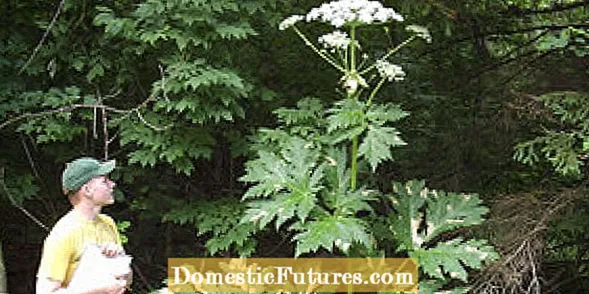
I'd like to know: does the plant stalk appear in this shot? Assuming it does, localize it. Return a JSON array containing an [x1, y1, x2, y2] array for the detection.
[[366, 77, 387, 107], [350, 136, 359, 190], [293, 26, 346, 73], [349, 25, 359, 191], [360, 35, 416, 75]]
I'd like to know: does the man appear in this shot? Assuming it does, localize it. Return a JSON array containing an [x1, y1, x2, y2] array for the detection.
[[36, 157, 132, 294]]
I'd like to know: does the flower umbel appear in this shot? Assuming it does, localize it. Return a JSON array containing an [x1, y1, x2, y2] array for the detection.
[[306, 0, 404, 27], [279, 15, 304, 31], [375, 60, 405, 81], [318, 31, 352, 51], [406, 25, 432, 43]]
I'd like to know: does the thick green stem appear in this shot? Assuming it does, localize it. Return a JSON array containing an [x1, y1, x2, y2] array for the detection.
[[293, 26, 346, 73], [349, 25, 359, 191], [359, 36, 416, 75], [350, 26, 356, 72], [350, 136, 359, 190]]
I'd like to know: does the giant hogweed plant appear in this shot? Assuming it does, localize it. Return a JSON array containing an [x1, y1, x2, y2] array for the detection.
[[234, 0, 498, 292]]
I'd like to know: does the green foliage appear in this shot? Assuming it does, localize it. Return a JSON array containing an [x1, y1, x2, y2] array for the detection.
[[8, 87, 89, 143], [514, 91, 589, 176], [234, 6, 497, 293], [241, 136, 322, 202], [274, 97, 325, 127], [0, 1, 281, 290], [325, 95, 409, 171], [116, 221, 131, 245], [95, 0, 259, 48], [0, 173, 40, 206], [240, 125, 382, 256], [514, 131, 581, 176], [120, 119, 215, 175], [163, 197, 257, 256], [89, 0, 277, 176], [387, 180, 499, 290], [326, 99, 366, 136], [7, 0, 578, 291], [292, 216, 372, 257], [359, 125, 406, 171], [544, 198, 589, 283], [536, 27, 589, 57], [240, 134, 374, 256], [151, 58, 249, 123], [412, 238, 497, 282], [547, 215, 589, 260]]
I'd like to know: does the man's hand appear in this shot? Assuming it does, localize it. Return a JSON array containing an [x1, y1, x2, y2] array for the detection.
[[115, 264, 133, 292], [79, 276, 127, 294], [96, 278, 127, 294], [101, 242, 124, 257]]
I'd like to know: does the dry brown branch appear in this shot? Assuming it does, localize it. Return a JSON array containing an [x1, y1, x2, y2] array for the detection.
[[505, 90, 553, 120], [470, 187, 583, 294]]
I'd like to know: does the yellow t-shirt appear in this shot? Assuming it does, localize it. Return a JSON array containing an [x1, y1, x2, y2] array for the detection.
[[37, 210, 122, 286]]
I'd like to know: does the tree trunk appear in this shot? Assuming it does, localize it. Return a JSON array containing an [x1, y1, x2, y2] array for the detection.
[[0, 240, 7, 293]]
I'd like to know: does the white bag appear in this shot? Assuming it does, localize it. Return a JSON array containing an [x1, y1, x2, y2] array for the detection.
[[67, 244, 132, 293]]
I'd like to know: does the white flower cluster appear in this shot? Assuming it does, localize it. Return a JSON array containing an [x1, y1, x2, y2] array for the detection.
[[306, 0, 404, 27], [375, 60, 405, 82], [318, 31, 351, 51], [406, 25, 432, 43], [279, 15, 304, 31]]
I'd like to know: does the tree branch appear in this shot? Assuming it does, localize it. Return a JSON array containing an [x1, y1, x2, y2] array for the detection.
[[485, 23, 589, 38], [509, 0, 589, 16], [0, 168, 50, 232], [457, 30, 550, 87], [18, 0, 66, 75], [0, 104, 131, 130]]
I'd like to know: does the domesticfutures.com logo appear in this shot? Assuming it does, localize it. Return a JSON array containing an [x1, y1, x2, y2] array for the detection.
[[168, 258, 417, 293]]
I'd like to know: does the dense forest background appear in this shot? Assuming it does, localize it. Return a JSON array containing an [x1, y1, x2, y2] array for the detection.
[[1, 0, 589, 293]]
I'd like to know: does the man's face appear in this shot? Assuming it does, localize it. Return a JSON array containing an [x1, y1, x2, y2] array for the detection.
[[84, 175, 116, 205]]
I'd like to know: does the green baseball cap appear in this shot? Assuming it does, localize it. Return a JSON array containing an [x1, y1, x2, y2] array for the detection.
[[62, 157, 116, 194]]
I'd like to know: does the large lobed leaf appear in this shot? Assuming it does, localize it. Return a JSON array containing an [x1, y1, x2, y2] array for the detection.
[[274, 97, 325, 127], [424, 190, 489, 244], [240, 136, 323, 228], [389, 180, 427, 252], [410, 238, 499, 282], [359, 125, 406, 171], [325, 100, 408, 170], [389, 180, 490, 250], [388, 180, 498, 283], [292, 216, 372, 257], [365, 102, 409, 126], [241, 191, 317, 231]]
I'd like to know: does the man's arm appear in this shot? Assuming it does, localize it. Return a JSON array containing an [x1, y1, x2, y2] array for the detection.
[[36, 277, 127, 294]]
